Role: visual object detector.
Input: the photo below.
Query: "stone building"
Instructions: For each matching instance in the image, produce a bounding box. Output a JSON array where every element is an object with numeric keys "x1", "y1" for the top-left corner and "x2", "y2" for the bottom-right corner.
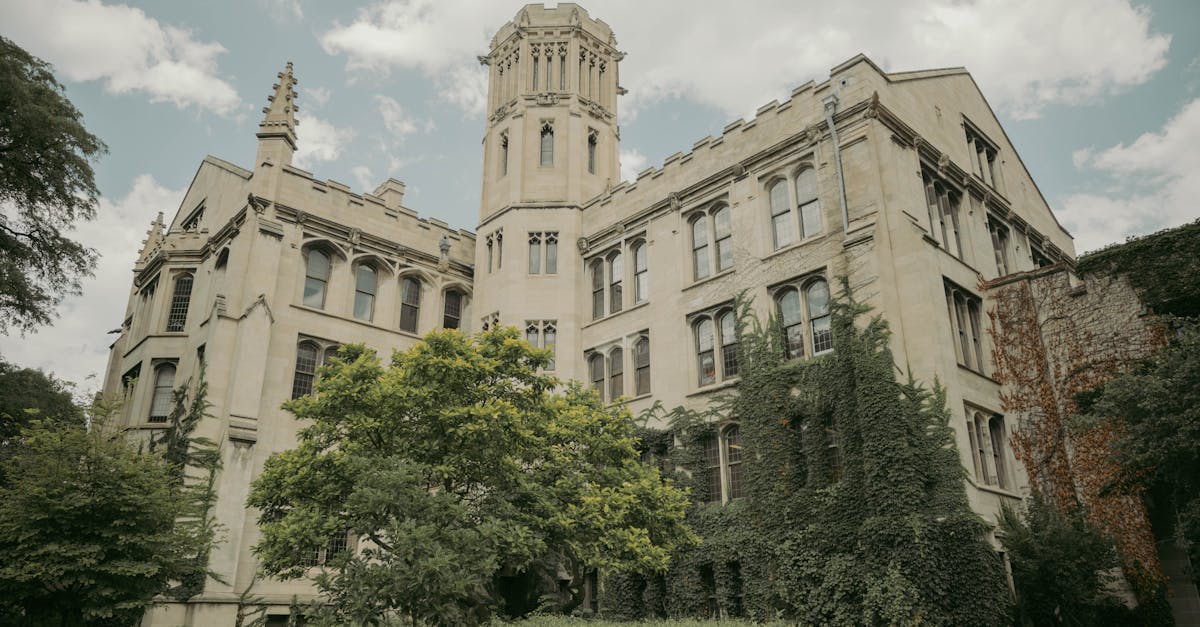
[{"x1": 101, "y1": 3, "x2": 1078, "y2": 623}]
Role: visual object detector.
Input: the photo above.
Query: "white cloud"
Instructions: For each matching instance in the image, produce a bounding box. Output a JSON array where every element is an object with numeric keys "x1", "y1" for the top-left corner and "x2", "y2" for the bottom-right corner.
[
  {"x1": 258, "y1": 0, "x2": 302, "y2": 22},
  {"x1": 619, "y1": 149, "x2": 648, "y2": 183},
  {"x1": 318, "y1": 0, "x2": 1168, "y2": 120},
  {"x1": 0, "y1": 0, "x2": 241, "y2": 115},
  {"x1": 1059, "y1": 98, "x2": 1200, "y2": 253},
  {"x1": 375, "y1": 95, "x2": 433, "y2": 140},
  {"x1": 294, "y1": 116, "x2": 356, "y2": 168},
  {"x1": 0, "y1": 175, "x2": 185, "y2": 393},
  {"x1": 307, "y1": 86, "x2": 332, "y2": 108},
  {"x1": 351, "y1": 165, "x2": 374, "y2": 191}
]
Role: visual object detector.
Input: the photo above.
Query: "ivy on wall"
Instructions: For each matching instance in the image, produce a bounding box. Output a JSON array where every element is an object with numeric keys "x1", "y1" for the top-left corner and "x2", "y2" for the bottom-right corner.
[
  {"x1": 1076, "y1": 218, "x2": 1200, "y2": 318},
  {"x1": 609, "y1": 287, "x2": 1012, "y2": 625}
]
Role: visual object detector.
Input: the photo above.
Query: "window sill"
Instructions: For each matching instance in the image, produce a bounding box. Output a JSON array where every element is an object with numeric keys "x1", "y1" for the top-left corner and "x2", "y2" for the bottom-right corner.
[
  {"x1": 581, "y1": 299, "x2": 650, "y2": 330},
  {"x1": 762, "y1": 232, "x2": 828, "y2": 262},
  {"x1": 956, "y1": 363, "x2": 999, "y2": 385},
  {"x1": 291, "y1": 303, "x2": 424, "y2": 338},
  {"x1": 682, "y1": 268, "x2": 735, "y2": 293},
  {"x1": 968, "y1": 479, "x2": 1021, "y2": 500},
  {"x1": 610, "y1": 392, "x2": 653, "y2": 407},
  {"x1": 686, "y1": 378, "x2": 740, "y2": 398}
]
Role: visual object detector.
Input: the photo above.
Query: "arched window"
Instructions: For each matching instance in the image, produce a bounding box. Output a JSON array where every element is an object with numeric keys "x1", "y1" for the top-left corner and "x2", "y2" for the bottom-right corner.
[
  {"x1": 691, "y1": 216, "x2": 710, "y2": 281},
  {"x1": 807, "y1": 279, "x2": 832, "y2": 354},
  {"x1": 989, "y1": 415, "x2": 1008, "y2": 490},
  {"x1": 713, "y1": 206, "x2": 733, "y2": 272},
  {"x1": 632, "y1": 241, "x2": 648, "y2": 303},
  {"x1": 796, "y1": 168, "x2": 821, "y2": 238},
  {"x1": 292, "y1": 341, "x2": 319, "y2": 399},
  {"x1": 590, "y1": 259, "x2": 604, "y2": 320},
  {"x1": 148, "y1": 363, "x2": 175, "y2": 422},
  {"x1": 587, "y1": 131, "x2": 597, "y2": 174},
  {"x1": 777, "y1": 287, "x2": 804, "y2": 359},
  {"x1": 166, "y1": 273, "x2": 193, "y2": 332},
  {"x1": 443, "y1": 289, "x2": 463, "y2": 329},
  {"x1": 353, "y1": 265, "x2": 377, "y2": 322},
  {"x1": 589, "y1": 353, "x2": 606, "y2": 401},
  {"x1": 724, "y1": 424, "x2": 744, "y2": 500},
  {"x1": 695, "y1": 318, "x2": 716, "y2": 386},
  {"x1": 528, "y1": 232, "x2": 542, "y2": 275},
  {"x1": 303, "y1": 249, "x2": 331, "y2": 308},
  {"x1": 718, "y1": 309, "x2": 739, "y2": 378},
  {"x1": 634, "y1": 336, "x2": 651, "y2": 396},
  {"x1": 540, "y1": 124, "x2": 554, "y2": 166},
  {"x1": 400, "y1": 277, "x2": 421, "y2": 333},
  {"x1": 704, "y1": 434, "x2": 722, "y2": 503},
  {"x1": 544, "y1": 322, "x2": 557, "y2": 370},
  {"x1": 608, "y1": 251, "x2": 622, "y2": 314},
  {"x1": 769, "y1": 180, "x2": 794, "y2": 249},
  {"x1": 608, "y1": 347, "x2": 623, "y2": 400}
]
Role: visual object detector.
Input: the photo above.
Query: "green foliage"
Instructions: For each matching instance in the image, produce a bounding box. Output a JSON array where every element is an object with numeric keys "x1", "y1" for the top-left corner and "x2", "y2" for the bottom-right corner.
[
  {"x1": 0, "y1": 36, "x2": 106, "y2": 334},
  {"x1": 620, "y1": 288, "x2": 1012, "y2": 625},
  {"x1": 0, "y1": 418, "x2": 198, "y2": 625},
  {"x1": 998, "y1": 496, "x2": 1136, "y2": 626},
  {"x1": 248, "y1": 328, "x2": 695, "y2": 626},
  {"x1": 0, "y1": 355, "x2": 86, "y2": 482},
  {"x1": 1079, "y1": 319, "x2": 1200, "y2": 589},
  {"x1": 1076, "y1": 219, "x2": 1200, "y2": 318}
]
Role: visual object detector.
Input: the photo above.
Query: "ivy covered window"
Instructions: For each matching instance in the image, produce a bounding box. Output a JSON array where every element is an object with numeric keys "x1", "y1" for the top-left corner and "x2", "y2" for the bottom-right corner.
[
  {"x1": 775, "y1": 276, "x2": 833, "y2": 359},
  {"x1": 692, "y1": 306, "x2": 739, "y2": 387},
  {"x1": 966, "y1": 408, "x2": 1010, "y2": 490}
]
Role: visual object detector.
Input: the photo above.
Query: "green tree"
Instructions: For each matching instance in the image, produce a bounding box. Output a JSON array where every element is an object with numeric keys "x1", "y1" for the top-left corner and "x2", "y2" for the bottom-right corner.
[
  {"x1": 1081, "y1": 319, "x2": 1200, "y2": 587},
  {"x1": 0, "y1": 419, "x2": 198, "y2": 625},
  {"x1": 999, "y1": 496, "x2": 1133, "y2": 626},
  {"x1": 0, "y1": 35, "x2": 106, "y2": 334},
  {"x1": 248, "y1": 329, "x2": 695, "y2": 625},
  {"x1": 0, "y1": 356, "x2": 86, "y2": 485}
]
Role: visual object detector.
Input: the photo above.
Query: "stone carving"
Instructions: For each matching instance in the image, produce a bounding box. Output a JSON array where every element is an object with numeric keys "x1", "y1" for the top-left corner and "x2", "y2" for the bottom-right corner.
[
  {"x1": 536, "y1": 93, "x2": 559, "y2": 106},
  {"x1": 348, "y1": 227, "x2": 361, "y2": 246},
  {"x1": 576, "y1": 236, "x2": 589, "y2": 252},
  {"x1": 669, "y1": 192, "x2": 681, "y2": 211},
  {"x1": 732, "y1": 162, "x2": 747, "y2": 178}
]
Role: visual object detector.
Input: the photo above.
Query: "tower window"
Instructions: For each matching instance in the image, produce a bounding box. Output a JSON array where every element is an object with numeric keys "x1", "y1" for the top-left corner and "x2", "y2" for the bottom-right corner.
[
  {"x1": 400, "y1": 277, "x2": 421, "y2": 333},
  {"x1": 303, "y1": 248, "x2": 331, "y2": 309},
  {"x1": 527, "y1": 231, "x2": 558, "y2": 275},
  {"x1": 148, "y1": 363, "x2": 176, "y2": 423},
  {"x1": 540, "y1": 123, "x2": 554, "y2": 167},
  {"x1": 165, "y1": 273, "x2": 193, "y2": 332},
  {"x1": 587, "y1": 131, "x2": 597, "y2": 174},
  {"x1": 499, "y1": 132, "x2": 509, "y2": 178},
  {"x1": 525, "y1": 320, "x2": 557, "y2": 370}
]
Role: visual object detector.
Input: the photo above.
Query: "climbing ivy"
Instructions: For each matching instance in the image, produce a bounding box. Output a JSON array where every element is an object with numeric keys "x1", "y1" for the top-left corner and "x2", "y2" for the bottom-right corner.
[
  {"x1": 611, "y1": 285, "x2": 1012, "y2": 625},
  {"x1": 1076, "y1": 218, "x2": 1200, "y2": 318}
]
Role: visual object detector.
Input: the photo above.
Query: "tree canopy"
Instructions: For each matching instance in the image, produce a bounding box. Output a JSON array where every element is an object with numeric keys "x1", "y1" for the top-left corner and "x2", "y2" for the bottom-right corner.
[
  {"x1": 0, "y1": 35, "x2": 106, "y2": 334},
  {"x1": 248, "y1": 328, "x2": 695, "y2": 625}
]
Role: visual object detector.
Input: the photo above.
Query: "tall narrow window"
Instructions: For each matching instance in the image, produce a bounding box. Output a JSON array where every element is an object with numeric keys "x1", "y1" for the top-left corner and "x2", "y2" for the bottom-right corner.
[
  {"x1": 590, "y1": 260, "x2": 604, "y2": 320},
  {"x1": 353, "y1": 265, "x2": 376, "y2": 322},
  {"x1": 608, "y1": 251, "x2": 622, "y2": 314},
  {"x1": 634, "y1": 336, "x2": 650, "y2": 396},
  {"x1": 989, "y1": 415, "x2": 1008, "y2": 489},
  {"x1": 719, "y1": 310, "x2": 739, "y2": 378},
  {"x1": 796, "y1": 168, "x2": 821, "y2": 238},
  {"x1": 988, "y1": 218, "x2": 1011, "y2": 276},
  {"x1": 400, "y1": 277, "x2": 421, "y2": 333},
  {"x1": 696, "y1": 318, "x2": 716, "y2": 386},
  {"x1": 608, "y1": 347, "x2": 623, "y2": 400},
  {"x1": 974, "y1": 413, "x2": 993, "y2": 484},
  {"x1": 540, "y1": 124, "x2": 554, "y2": 166},
  {"x1": 691, "y1": 216, "x2": 710, "y2": 281},
  {"x1": 291, "y1": 341, "x2": 318, "y2": 399},
  {"x1": 486, "y1": 236, "x2": 494, "y2": 273},
  {"x1": 587, "y1": 131, "x2": 597, "y2": 174},
  {"x1": 713, "y1": 206, "x2": 733, "y2": 272},
  {"x1": 528, "y1": 233, "x2": 542, "y2": 274},
  {"x1": 166, "y1": 274, "x2": 193, "y2": 332},
  {"x1": 531, "y1": 47, "x2": 539, "y2": 90},
  {"x1": 969, "y1": 301, "x2": 984, "y2": 373},
  {"x1": 443, "y1": 290, "x2": 463, "y2": 329},
  {"x1": 777, "y1": 288, "x2": 804, "y2": 359},
  {"x1": 496, "y1": 231, "x2": 503, "y2": 269},
  {"x1": 559, "y1": 47, "x2": 566, "y2": 91},
  {"x1": 526, "y1": 321, "x2": 539, "y2": 346},
  {"x1": 724, "y1": 425, "x2": 744, "y2": 499},
  {"x1": 769, "y1": 180, "x2": 794, "y2": 249},
  {"x1": 303, "y1": 249, "x2": 330, "y2": 309},
  {"x1": 544, "y1": 321, "x2": 557, "y2": 370},
  {"x1": 954, "y1": 292, "x2": 973, "y2": 369},
  {"x1": 589, "y1": 353, "x2": 605, "y2": 401},
  {"x1": 807, "y1": 280, "x2": 833, "y2": 354},
  {"x1": 148, "y1": 363, "x2": 176, "y2": 422},
  {"x1": 545, "y1": 233, "x2": 558, "y2": 274},
  {"x1": 632, "y1": 241, "x2": 648, "y2": 303},
  {"x1": 965, "y1": 417, "x2": 984, "y2": 480},
  {"x1": 704, "y1": 435, "x2": 722, "y2": 503},
  {"x1": 499, "y1": 132, "x2": 509, "y2": 177}
]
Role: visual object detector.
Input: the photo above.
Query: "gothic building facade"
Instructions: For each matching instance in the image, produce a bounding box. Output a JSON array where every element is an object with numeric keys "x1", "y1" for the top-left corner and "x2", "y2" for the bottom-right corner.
[{"x1": 101, "y1": 4, "x2": 1075, "y2": 623}]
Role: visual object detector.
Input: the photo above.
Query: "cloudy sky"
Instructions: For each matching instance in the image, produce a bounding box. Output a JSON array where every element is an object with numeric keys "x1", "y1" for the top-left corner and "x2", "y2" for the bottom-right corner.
[{"x1": 1, "y1": 0, "x2": 1197, "y2": 393}]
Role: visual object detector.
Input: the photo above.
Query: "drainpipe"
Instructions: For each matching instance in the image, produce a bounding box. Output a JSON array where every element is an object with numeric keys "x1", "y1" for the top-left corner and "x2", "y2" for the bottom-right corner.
[{"x1": 823, "y1": 93, "x2": 850, "y2": 234}]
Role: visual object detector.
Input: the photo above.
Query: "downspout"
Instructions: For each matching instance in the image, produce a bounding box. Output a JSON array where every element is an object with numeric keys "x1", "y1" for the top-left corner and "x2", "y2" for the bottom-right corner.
[{"x1": 823, "y1": 93, "x2": 850, "y2": 234}]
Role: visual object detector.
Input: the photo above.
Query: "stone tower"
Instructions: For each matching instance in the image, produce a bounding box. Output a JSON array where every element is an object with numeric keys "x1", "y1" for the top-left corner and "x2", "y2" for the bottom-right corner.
[{"x1": 474, "y1": 3, "x2": 624, "y2": 382}]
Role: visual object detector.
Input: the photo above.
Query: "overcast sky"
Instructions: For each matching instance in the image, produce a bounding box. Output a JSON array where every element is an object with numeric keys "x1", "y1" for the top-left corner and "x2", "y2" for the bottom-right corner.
[{"x1": 1, "y1": 0, "x2": 1198, "y2": 394}]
